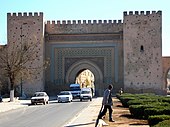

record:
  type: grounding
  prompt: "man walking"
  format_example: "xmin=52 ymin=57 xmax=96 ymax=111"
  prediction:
xmin=98 ymin=84 xmax=114 ymax=122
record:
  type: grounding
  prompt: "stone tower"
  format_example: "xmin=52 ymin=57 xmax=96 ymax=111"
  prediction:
xmin=7 ymin=12 xmax=44 ymax=96
xmin=123 ymin=11 xmax=163 ymax=94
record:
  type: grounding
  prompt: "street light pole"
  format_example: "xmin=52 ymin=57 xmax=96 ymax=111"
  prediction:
xmin=20 ymin=22 xmax=27 ymax=97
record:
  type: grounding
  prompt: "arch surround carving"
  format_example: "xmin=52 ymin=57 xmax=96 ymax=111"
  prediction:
xmin=65 ymin=60 xmax=103 ymax=95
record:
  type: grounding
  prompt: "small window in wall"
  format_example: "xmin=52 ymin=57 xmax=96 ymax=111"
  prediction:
xmin=140 ymin=45 xmax=144 ymax=52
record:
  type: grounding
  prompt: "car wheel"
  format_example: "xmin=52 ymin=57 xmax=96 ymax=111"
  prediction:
xmin=80 ymin=99 xmax=82 ymax=101
xmin=43 ymin=101 xmax=46 ymax=105
xmin=90 ymin=98 xmax=92 ymax=101
xmin=46 ymin=101 xmax=49 ymax=104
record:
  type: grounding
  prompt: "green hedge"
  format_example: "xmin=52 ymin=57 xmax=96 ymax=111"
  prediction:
xmin=127 ymin=99 xmax=144 ymax=106
xmin=119 ymin=96 xmax=136 ymax=107
xmin=116 ymin=93 xmax=136 ymax=107
xmin=127 ymin=98 xmax=158 ymax=106
xmin=129 ymin=104 xmax=155 ymax=119
xmin=117 ymin=93 xmax=170 ymax=126
xmin=152 ymin=119 xmax=170 ymax=127
xmin=148 ymin=115 xmax=170 ymax=126
xmin=117 ymin=93 xmax=162 ymax=108
xmin=161 ymin=97 xmax=170 ymax=104
xmin=144 ymin=102 xmax=170 ymax=118
xmin=144 ymin=107 xmax=165 ymax=119
xmin=144 ymin=105 xmax=170 ymax=119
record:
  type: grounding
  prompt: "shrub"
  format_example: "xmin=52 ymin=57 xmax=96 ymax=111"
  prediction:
xmin=148 ymin=115 xmax=170 ymax=126
xmin=129 ymin=104 xmax=154 ymax=119
xmin=144 ymin=107 xmax=165 ymax=119
xmin=120 ymin=96 xmax=136 ymax=107
xmin=127 ymin=99 xmax=144 ymax=106
xmin=128 ymin=98 xmax=160 ymax=107
xmin=163 ymin=106 xmax=170 ymax=115
xmin=152 ymin=119 xmax=170 ymax=127
xmin=144 ymin=102 xmax=170 ymax=118
xmin=118 ymin=93 xmax=136 ymax=107
xmin=117 ymin=93 xmax=170 ymax=120
xmin=161 ymin=97 xmax=170 ymax=104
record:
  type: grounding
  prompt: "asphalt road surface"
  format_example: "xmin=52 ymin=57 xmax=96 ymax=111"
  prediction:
xmin=0 ymin=99 xmax=90 ymax=127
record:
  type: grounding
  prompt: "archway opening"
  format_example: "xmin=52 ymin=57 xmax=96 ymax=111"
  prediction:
xmin=75 ymin=69 xmax=95 ymax=96
xmin=167 ymin=69 xmax=170 ymax=94
xmin=65 ymin=60 xmax=103 ymax=96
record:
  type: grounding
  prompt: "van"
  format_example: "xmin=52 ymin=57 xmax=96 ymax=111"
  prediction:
xmin=80 ymin=88 xmax=92 ymax=101
xmin=70 ymin=84 xmax=81 ymax=99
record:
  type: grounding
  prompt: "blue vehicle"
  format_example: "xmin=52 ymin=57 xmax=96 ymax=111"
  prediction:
xmin=70 ymin=84 xmax=81 ymax=99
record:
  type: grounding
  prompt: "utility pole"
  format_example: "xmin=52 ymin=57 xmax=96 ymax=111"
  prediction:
xmin=20 ymin=22 xmax=27 ymax=97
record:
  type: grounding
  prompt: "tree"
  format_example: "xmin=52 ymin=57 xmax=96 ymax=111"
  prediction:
xmin=0 ymin=37 xmax=49 ymax=102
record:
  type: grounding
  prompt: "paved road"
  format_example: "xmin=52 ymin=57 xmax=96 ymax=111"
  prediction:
xmin=0 ymin=100 xmax=90 ymax=127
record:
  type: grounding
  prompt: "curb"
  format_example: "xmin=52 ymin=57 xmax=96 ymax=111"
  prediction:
xmin=65 ymin=97 xmax=102 ymax=127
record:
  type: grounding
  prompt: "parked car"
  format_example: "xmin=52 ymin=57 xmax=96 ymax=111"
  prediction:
xmin=57 ymin=91 xmax=73 ymax=103
xmin=80 ymin=88 xmax=92 ymax=101
xmin=31 ymin=92 xmax=49 ymax=105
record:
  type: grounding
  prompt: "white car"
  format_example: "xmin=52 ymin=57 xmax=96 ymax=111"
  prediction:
xmin=80 ymin=88 xmax=92 ymax=101
xmin=31 ymin=92 xmax=49 ymax=105
xmin=57 ymin=91 xmax=73 ymax=103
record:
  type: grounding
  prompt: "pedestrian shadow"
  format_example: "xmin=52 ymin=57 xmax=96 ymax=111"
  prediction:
xmin=120 ymin=114 xmax=135 ymax=119
xmin=65 ymin=122 xmax=94 ymax=127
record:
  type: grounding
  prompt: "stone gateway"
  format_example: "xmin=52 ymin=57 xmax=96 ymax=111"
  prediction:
xmin=7 ymin=11 xmax=170 ymax=96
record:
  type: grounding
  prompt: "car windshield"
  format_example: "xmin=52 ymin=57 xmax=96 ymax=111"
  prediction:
xmin=59 ymin=92 xmax=70 ymax=95
xmin=70 ymin=86 xmax=80 ymax=91
xmin=35 ymin=93 xmax=45 ymax=97
xmin=81 ymin=91 xmax=90 ymax=94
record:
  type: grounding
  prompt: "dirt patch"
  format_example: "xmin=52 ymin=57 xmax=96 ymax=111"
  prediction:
xmin=103 ymin=98 xmax=149 ymax=127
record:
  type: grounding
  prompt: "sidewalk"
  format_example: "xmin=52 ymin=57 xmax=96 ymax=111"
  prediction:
xmin=0 ymin=98 xmax=30 ymax=113
xmin=65 ymin=97 xmax=102 ymax=127
xmin=65 ymin=97 xmax=149 ymax=127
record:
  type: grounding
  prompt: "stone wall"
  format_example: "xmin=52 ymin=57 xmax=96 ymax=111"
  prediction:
xmin=45 ymin=20 xmax=123 ymax=35
xmin=123 ymin=11 xmax=164 ymax=94
xmin=6 ymin=10 xmax=169 ymax=96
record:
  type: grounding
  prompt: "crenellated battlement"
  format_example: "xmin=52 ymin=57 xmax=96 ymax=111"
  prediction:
xmin=45 ymin=19 xmax=122 ymax=25
xmin=7 ymin=12 xmax=43 ymax=17
xmin=45 ymin=19 xmax=123 ymax=34
xmin=123 ymin=10 xmax=161 ymax=16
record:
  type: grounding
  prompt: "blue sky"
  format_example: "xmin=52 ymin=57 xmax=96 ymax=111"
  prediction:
xmin=0 ymin=0 xmax=169 ymax=56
